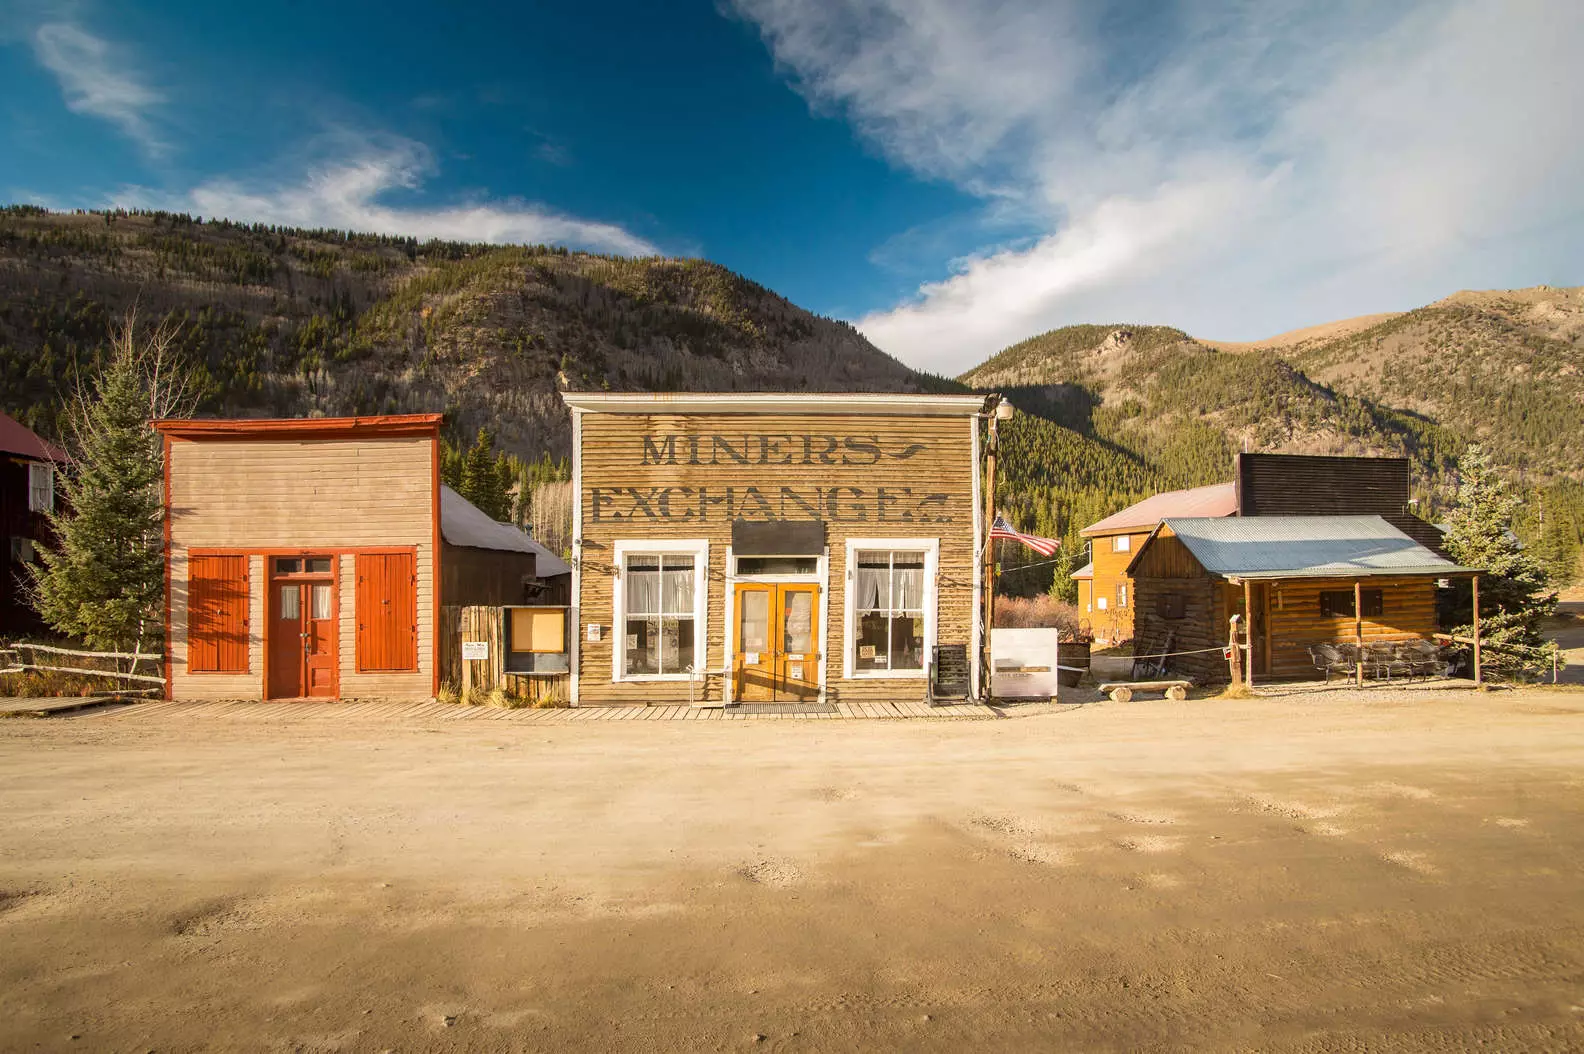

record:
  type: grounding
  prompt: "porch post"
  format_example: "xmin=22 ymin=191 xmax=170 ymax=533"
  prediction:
xmin=1354 ymin=579 xmax=1364 ymax=687
xmin=1472 ymin=574 xmax=1483 ymax=687
xmin=1243 ymin=578 xmax=1255 ymax=688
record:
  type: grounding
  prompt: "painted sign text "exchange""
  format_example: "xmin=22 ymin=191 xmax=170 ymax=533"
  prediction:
xmin=589 ymin=486 xmax=953 ymax=523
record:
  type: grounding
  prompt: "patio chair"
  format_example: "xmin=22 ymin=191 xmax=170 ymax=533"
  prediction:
xmin=1308 ymin=643 xmax=1355 ymax=683
xmin=1397 ymin=639 xmax=1443 ymax=680
xmin=1366 ymin=641 xmax=1411 ymax=681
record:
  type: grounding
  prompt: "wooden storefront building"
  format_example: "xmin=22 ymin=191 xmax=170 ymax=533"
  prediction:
xmin=160 ymin=414 xmax=567 ymax=702
xmin=1127 ymin=515 xmax=1472 ymax=684
xmin=564 ymin=392 xmax=990 ymax=706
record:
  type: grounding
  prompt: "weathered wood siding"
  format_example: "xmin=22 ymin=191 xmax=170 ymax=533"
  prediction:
xmin=441 ymin=542 xmax=541 ymax=607
xmin=1237 ymin=453 xmax=1409 ymax=518
xmin=437 ymin=604 xmax=569 ymax=704
xmin=168 ymin=437 xmax=435 ymax=701
xmin=1256 ymin=576 xmax=1440 ymax=679
xmin=1130 ymin=532 xmax=1225 ymax=684
xmin=576 ymin=411 xmax=977 ymax=705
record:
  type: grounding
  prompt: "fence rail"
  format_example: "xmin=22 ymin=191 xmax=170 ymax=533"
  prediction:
xmin=0 ymin=641 xmax=164 ymax=687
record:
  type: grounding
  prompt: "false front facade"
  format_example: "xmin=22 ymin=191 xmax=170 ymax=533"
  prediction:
xmin=565 ymin=393 xmax=990 ymax=706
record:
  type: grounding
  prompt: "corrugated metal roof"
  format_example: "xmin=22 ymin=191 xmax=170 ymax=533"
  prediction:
xmin=440 ymin=485 xmax=571 ymax=577
xmin=1070 ymin=561 xmax=1094 ymax=580
xmin=1159 ymin=515 xmax=1473 ymax=579
xmin=1082 ymin=482 xmax=1236 ymax=536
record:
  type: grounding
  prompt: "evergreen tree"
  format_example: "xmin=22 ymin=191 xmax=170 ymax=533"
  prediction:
xmin=31 ymin=317 xmax=195 ymax=660
xmin=457 ymin=428 xmax=511 ymax=520
xmin=1440 ymin=445 xmax=1559 ymax=678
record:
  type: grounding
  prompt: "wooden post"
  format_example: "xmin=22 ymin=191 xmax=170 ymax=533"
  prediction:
xmin=1354 ymin=579 xmax=1364 ymax=687
xmin=1227 ymin=614 xmax=1243 ymax=690
xmin=981 ymin=408 xmax=1000 ymax=700
xmin=1243 ymin=578 xmax=1255 ymax=688
xmin=1472 ymin=574 xmax=1483 ymax=687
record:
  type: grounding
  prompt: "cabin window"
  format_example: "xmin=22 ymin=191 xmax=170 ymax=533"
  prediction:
xmin=28 ymin=463 xmax=53 ymax=513
xmin=1112 ymin=534 xmax=1131 ymax=553
xmin=1116 ymin=583 xmax=1128 ymax=609
xmin=1157 ymin=594 xmax=1187 ymax=619
xmin=9 ymin=537 xmax=33 ymax=564
xmin=1319 ymin=589 xmax=1383 ymax=618
xmin=614 ymin=541 xmax=708 ymax=680
xmin=852 ymin=550 xmax=926 ymax=673
xmin=736 ymin=556 xmax=818 ymax=576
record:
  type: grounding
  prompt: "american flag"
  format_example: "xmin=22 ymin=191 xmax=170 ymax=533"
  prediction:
xmin=989 ymin=516 xmax=1060 ymax=557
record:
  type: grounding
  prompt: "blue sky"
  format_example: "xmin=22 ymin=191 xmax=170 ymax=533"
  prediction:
xmin=3 ymin=1 xmax=1583 ymax=374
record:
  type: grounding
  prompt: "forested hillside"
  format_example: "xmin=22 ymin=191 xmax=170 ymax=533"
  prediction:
xmin=0 ymin=206 xmax=932 ymax=460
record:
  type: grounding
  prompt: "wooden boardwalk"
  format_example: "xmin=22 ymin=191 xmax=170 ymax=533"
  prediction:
xmin=99 ymin=698 xmax=1000 ymax=723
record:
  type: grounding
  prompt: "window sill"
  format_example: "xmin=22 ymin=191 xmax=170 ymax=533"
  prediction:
xmin=615 ymin=673 xmax=704 ymax=683
xmin=845 ymin=669 xmax=927 ymax=680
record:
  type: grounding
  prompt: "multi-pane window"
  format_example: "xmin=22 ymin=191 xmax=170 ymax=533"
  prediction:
xmin=853 ymin=550 xmax=925 ymax=672
xmin=623 ymin=554 xmax=697 ymax=676
xmin=1320 ymin=589 xmax=1383 ymax=618
xmin=1116 ymin=583 xmax=1128 ymax=609
xmin=27 ymin=463 xmax=52 ymax=513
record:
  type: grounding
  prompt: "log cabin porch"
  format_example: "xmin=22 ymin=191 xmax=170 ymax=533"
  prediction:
xmin=1127 ymin=515 xmax=1479 ymax=687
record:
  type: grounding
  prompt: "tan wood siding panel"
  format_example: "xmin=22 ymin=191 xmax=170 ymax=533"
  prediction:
xmin=577 ymin=412 xmax=976 ymax=705
xmin=1085 ymin=530 xmax=1148 ymax=641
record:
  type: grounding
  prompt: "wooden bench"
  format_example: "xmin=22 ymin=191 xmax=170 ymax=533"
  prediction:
xmin=1097 ymin=680 xmax=1190 ymax=703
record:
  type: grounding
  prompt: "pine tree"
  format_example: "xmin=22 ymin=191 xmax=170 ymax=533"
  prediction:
xmin=31 ymin=317 xmax=195 ymax=660
xmin=1440 ymin=445 xmax=1559 ymax=678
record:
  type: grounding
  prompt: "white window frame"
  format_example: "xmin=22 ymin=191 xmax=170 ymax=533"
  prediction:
xmin=28 ymin=462 xmax=53 ymax=514
xmin=612 ymin=539 xmax=709 ymax=683
xmin=1112 ymin=534 xmax=1131 ymax=553
xmin=843 ymin=537 xmax=939 ymax=681
xmin=1116 ymin=582 xmax=1128 ymax=609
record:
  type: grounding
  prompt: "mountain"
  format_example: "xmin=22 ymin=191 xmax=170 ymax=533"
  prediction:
xmin=0 ymin=206 xmax=935 ymax=459
xmin=2 ymin=205 xmax=1578 ymax=590
xmin=960 ymin=288 xmax=1584 ymax=588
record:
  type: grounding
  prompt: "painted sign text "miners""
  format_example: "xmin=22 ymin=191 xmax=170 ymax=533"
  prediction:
xmin=589 ymin=486 xmax=953 ymax=523
xmin=640 ymin=433 xmax=927 ymax=466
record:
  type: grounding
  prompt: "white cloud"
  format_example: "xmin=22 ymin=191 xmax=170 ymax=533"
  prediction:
xmin=32 ymin=21 xmax=165 ymax=155
xmin=113 ymin=137 xmax=659 ymax=256
xmin=732 ymin=0 xmax=1584 ymax=373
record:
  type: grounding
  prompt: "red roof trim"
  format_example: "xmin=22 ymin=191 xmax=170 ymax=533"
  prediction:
xmin=154 ymin=413 xmax=443 ymax=441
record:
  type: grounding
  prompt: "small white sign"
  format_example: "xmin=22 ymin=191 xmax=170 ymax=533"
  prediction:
xmin=462 ymin=641 xmax=489 ymax=661
xmin=586 ymin=623 xmax=602 ymax=642
xmin=744 ymin=652 xmax=760 ymax=665
xmin=789 ymin=662 xmax=804 ymax=681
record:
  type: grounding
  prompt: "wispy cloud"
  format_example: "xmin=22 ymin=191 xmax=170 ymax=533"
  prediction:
xmin=113 ymin=135 xmax=659 ymax=256
xmin=732 ymin=0 xmax=1584 ymax=372
xmin=31 ymin=20 xmax=166 ymax=155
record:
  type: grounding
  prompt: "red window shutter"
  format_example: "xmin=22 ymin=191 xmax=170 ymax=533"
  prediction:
xmin=357 ymin=552 xmax=418 ymax=672
xmin=188 ymin=555 xmax=249 ymax=673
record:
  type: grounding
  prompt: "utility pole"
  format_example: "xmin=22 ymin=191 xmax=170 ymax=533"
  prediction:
xmin=981 ymin=395 xmax=1014 ymax=700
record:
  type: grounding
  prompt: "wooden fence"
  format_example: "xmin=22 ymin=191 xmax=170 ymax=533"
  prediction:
xmin=0 ymin=641 xmax=164 ymax=692
xmin=437 ymin=605 xmax=570 ymax=705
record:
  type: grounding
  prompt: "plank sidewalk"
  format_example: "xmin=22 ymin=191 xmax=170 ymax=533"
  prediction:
xmin=82 ymin=698 xmax=1000 ymax=723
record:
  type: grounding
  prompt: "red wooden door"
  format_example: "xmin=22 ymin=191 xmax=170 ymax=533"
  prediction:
xmin=268 ymin=558 xmax=337 ymax=699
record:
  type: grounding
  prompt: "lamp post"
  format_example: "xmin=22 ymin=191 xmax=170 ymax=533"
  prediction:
xmin=981 ymin=396 xmax=1015 ymax=700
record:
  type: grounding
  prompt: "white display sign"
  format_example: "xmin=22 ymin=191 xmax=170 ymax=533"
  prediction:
xmin=587 ymin=624 xmax=602 ymax=642
xmin=744 ymin=652 xmax=760 ymax=665
xmin=462 ymin=641 xmax=490 ymax=661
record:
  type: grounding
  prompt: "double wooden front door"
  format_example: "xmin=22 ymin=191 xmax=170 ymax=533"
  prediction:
xmin=269 ymin=558 xmax=337 ymax=699
xmin=734 ymin=583 xmax=819 ymax=702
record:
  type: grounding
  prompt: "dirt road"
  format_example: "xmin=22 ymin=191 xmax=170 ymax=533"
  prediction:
xmin=3 ymin=694 xmax=1583 ymax=1051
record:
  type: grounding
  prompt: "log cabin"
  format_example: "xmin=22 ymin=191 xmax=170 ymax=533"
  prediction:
xmin=1074 ymin=453 xmax=1443 ymax=644
xmin=158 ymin=414 xmax=567 ymax=701
xmin=563 ymin=392 xmax=990 ymax=707
xmin=1126 ymin=515 xmax=1474 ymax=684
xmin=0 ymin=412 xmax=65 ymax=634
